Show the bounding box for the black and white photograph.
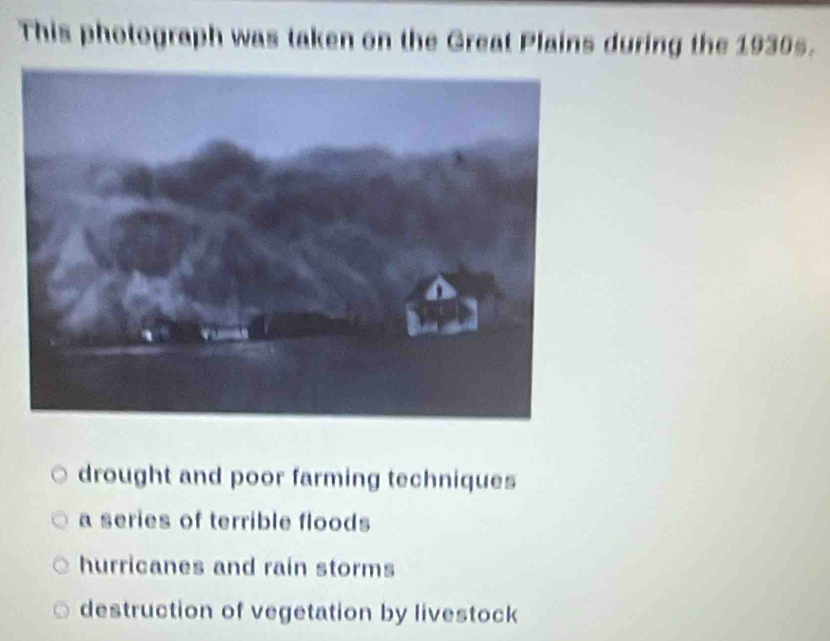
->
[24,71,539,417]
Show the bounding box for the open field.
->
[30,329,532,418]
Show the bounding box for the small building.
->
[405,269,503,337]
[140,319,249,344]
[140,319,172,344]
[200,325,249,342]
[139,318,202,344]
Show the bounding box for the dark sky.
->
[23,71,539,163]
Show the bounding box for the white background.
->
[1,1,829,640]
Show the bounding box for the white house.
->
[405,269,502,337]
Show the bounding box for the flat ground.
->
[30,329,532,417]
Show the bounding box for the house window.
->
[436,285,443,299]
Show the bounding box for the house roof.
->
[407,268,504,301]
